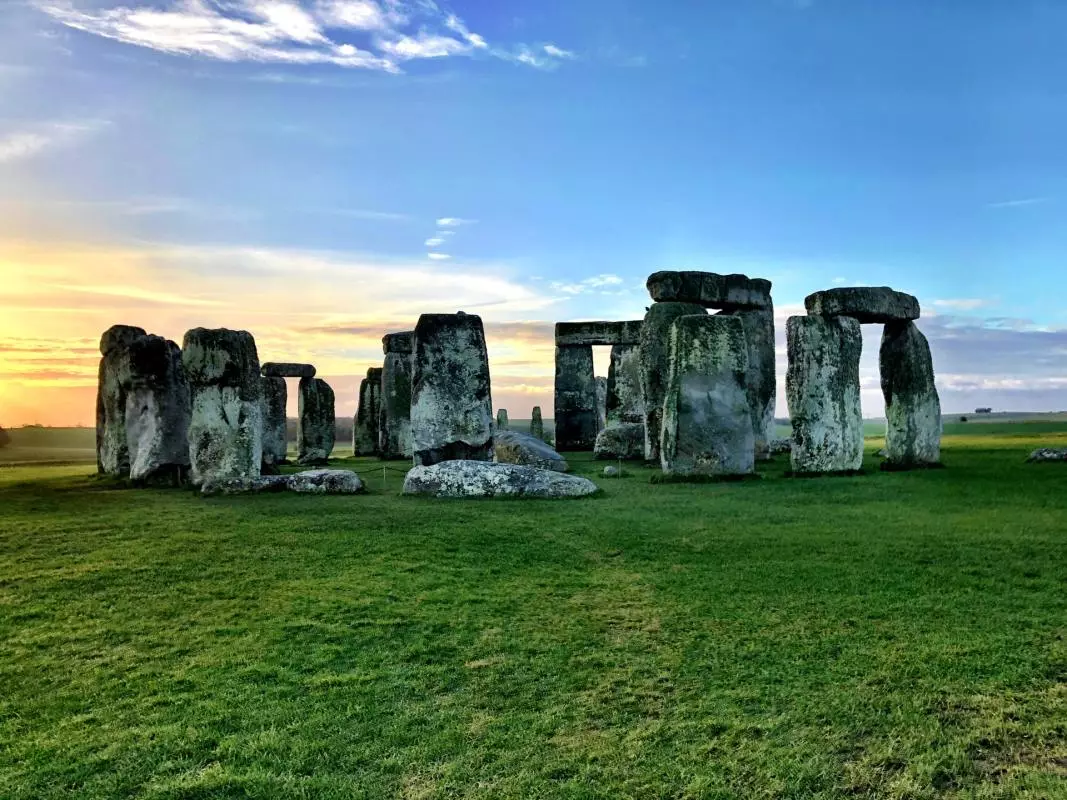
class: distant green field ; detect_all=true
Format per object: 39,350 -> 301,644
0,427 -> 96,466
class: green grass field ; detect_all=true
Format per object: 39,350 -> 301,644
1,424 -> 1065,798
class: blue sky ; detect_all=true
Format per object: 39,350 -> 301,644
1,0 -> 1065,424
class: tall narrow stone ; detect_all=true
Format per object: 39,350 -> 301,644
261,376 -> 288,468
96,324 -> 146,476
639,302 -> 707,461
721,307 -> 776,460
660,315 -> 754,476
353,367 -> 382,456
182,328 -> 263,486
554,345 -> 597,451
496,408 -> 509,430
380,332 -> 414,459
530,406 -> 544,440
298,377 -> 335,465
595,376 -> 608,433
606,344 -> 644,425
410,312 -> 494,466
880,321 -> 942,468
125,334 -> 191,481
786,316 -> 863,474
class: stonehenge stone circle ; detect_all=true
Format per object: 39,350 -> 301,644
786,315 -> 864,474
720,307 -> 776,460
260,376 -> 288,469
880,321 -> 942,468
660,315 -> 754,477
261,362 -> 315,378
380,332 -> 414,459
496,408 -> 509,430
493,429 -> 568,472
288,468 -> 364,494
805,287 -> 920,324
554,344 -> 598,451
353,367 -> 382,456
182,328 -> 263,486
554,320 -> 643,347
410,312 -> 494,467
646,271 -> 772,311
593,421 -> 645,460
605,344 -> 644,426
530,406 -> 544,440
403,460 -> 598,499
96,324 -> 146,476
382,331 -> 414,355
297,377 -> 335,465
595,376 -> 608,433
124,334 -> 191,481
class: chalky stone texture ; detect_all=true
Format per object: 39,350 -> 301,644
805,287 -> 920,324
769,438 -> 793,455
530,406 -> 544,440
646,271 -> 772,310
353,367 -> 382,456
720,307 -> 776,460
660,315 -> 754,476
403,460 -> 598,499
382,331 -> 414,354
260,376 -> 288,468
288,469 -> 364,494
554,320 -> 643,347
410,313 -> 494,467
594,421 -> 645,460
97,324 -> 146,476
493,429 -> 568,472
182,328 -> 263,486
786,316 -> 864,474
606,344 -> 644,425
595,376 -> 608,433
554,345 -> 598,451
880,321 -> 942,468
496,408 -> 509,430
639,302 -> 707,461
1027,448 -> 1067,463
201,475 -> 289,496
124,334 -> 191,481
261,362 -> 315,378
379,351 -> 413,459
298,377 -> 335,465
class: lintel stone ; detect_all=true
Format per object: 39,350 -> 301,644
262,362 -> 316,378
805,287 -> 920,324
646,271 -> 772,310
554,320 -> 643,347
382,331 -> 414,355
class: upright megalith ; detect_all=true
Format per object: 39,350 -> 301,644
410,312 -> 494,466
496,408 -> 509,430
182,328 -> 263,486
554,345 -> 597,451
786,316 -> 864,474
606,344 -> 644,425
530,406 -> 544,440
298,377 -> 335,465
379,331 -> 414,459
805,287 -> 919,324
260,376 -> 288,469
595,376 -> 608,433
660,315 -> 754,476
353,367 -> 382,456
124,334 -> 191,481
639,302 -> 706,461
96,324 -> 146,476
880,321 -> 942,468
720,307 -> 776,460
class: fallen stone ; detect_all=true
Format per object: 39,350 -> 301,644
261,376 -> 288,468
530,406 -> 544,440
261,362 -> 315,378
595,376 -> 608,433
554,345 -> 598,451
646,271 -> 772,310
298,377 -> 335,465
594,422 -> 645,460
379,350 -> 413,459
1027,448 -> 1067,463
96,324 -> 146,476
124,334 -> 191,481
382,331 -> 415,354
493,429 -> 568,472
720,307 -> 776,460
805,287 -> 920,324
554,320 -> 643,347
496,408 -> 509,430
288,469 -> 365,494
353,367 -> 382,456
403,460 -> 598,498
769,438 -> 793,455
880,321 -> 942,468
602,465 -> 623,478
201,475 -> 289,496
606,344 -> 644,425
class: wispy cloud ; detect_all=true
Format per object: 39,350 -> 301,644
321,207 -> 410,221
0,120 -> 109,164
931,298 -> 994,312
549,273 -> 626,295
986,197 -> 1052,209
427,252 -> 450,260
436,216 -> 476,227
424,236 -> 444,247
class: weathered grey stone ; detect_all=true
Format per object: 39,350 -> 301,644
639,302 -> 707,461
288,469 -> 365,494
182,328 -> 263,486
96,324 -> 146,476
660,315 -> 754,476
646,271 -> 772,310
595,376 -> 608,433
403,460 -> 598,499
382,331 -> 414,354
786,316 -> 864,474
530,406 -> 544,440
261,362 -> 315,378
602,465 -> 622,477
554,345 -> 598,451
124,334 -> 191,481
298,377 -> 335,465
880,321 -> 941,468
554,320 -> 643,347
493,429 -> 568,472
606,344 -> 644,425
1027,448 -> 1067,463
260,376 -> 288,468
496,408 -> 509,430
805,287 -> 920,324
201,474 -> 289,496
410,312 -> 494,467
593,421 -> 645,460
379,351 -> 413,459
769,438 -> 792,455
353,367 -> 382,456
720,307 -> 776,460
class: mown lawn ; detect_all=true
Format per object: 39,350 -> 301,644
1,426 -> 1065,799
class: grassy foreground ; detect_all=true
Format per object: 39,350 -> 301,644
1,426 -> 1065,799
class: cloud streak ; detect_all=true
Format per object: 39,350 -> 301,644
0,120 -> 109,164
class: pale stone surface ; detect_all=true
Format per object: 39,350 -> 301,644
261,376 -> 288,468
403,460 -> 598,498
298,377 -> 335,465
96,324 -> 146,476
595,376 -> 608,433
786,316 -> 864,474
201,475 -> 289,496
125,334 -> 191,481
493,429 -> 568,472
261,362 -> 315,378
554,320 -> 643,347
594,421 -> 645,460
382,331 -> 414,354
288,469 -> 364,494
646,271 -> 772,310
410,312 -> 494,466
805,287 -> 920,324
606,344 -> 644,425
769,438 -> 793,455
880,321 -> 941,467
496,408 -> 509,430
379,350 -> 413,459
639,302 -> 707,461
660,315 -> 754,476
720,307 -> 776,460
1027,448 -> 1067,463
182,328 -> 263,486
353,367 -> 382,456
530,406 -> 544,440
554,345 -> 598,451
602,465 -> 621,477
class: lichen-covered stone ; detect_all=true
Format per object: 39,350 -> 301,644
288,469 -> 364,494
554,345 -> 598,451
261,362 -> 315,378
496,408 -> 509,430
200,475 -> 289,496
182,328 -> 263,486
298,377 -> 335,465
493,429 -> 568,472
96,324 -> 146,476
880,321 -> 941,468
530,406 -> 544,440
554,320 -> 643,347
646,271 -> 772,310
593,421 -> 645,460
720,307 -> 776,460
403,460 -> 598,498
660,315 -> 754,476
606,344 -> 644,425
410,312 -> 494,466
769,438 -> 792,455
1027,448 -> 1067,463
261,376 -> 288,468
595,376 -> 608,433
353,367 -> 382,456
805,287 -> 920,324
382,331 -> 414,354
786,316 -> 864,474
379,351 -> 413,459
124,334 -> 191,481
639,302 -> 707,461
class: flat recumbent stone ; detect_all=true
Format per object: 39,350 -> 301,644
804,287 -> 920,324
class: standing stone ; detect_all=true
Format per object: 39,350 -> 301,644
786,316 -> 864,474
639,302 -> 707,461
182,328 -> 263,486
380,332 -> 414,459
410,312 -> 494,466
530,406 -> 544,440
124,334 -> 191,481
554,345 -> 598,451
660,315 -> 754,476
261,376 -> 288,469
353,367 -> 382,456
880,321 -> 942,468
496,408 -> 509,430
96,325 -> 146,476
298,377 -> 335,465
595,376 -> 608,433
720,307 -> 776,460
606,344 -> 644,425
